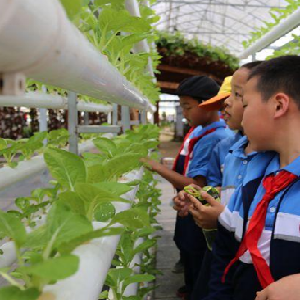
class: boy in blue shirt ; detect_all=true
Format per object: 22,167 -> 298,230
144,76 -> 230,299
204,55 -> 300,300
175,62 -> 264,300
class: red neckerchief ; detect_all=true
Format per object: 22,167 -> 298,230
172,127 -> 195,171
222,170 -> 298,288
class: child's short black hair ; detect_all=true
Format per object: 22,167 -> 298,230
248,55 -> 300,109
177,76 -> 220,103
241,61 -> 263,70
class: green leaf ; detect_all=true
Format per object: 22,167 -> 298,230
75,183 -> 126,220
60,0 -> 88,19
110,208 -> 150,229
0,211 -> 26,247
25,203 -> 92,253
93,138 -> 117,158
99,8 -> 151,33
0,138 -> 7,151
98,290 -> 109,299
132,239 -> 156,256
94,0 -> 125,7
58,227 -> 124,254
58,191 -> 86,215
123,274 -> 155,291
82,152 -> 105,167
88,153 -> 142,182
94,202 -> 116,222
44,148 -> 86,191
45,203 -> 92,250
18,255 -> 79,280
118,233 -> 134,266
106,267 -> 132,288
0,286 -> 40,300
93,182 -> 132,196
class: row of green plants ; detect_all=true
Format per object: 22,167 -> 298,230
0,125 -> 162,300
0,128 -> 69,168
27,0 -> 161,105
156,30 -> 239,70
242,0 -> 300,49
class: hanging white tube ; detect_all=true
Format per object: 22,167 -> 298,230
125,0 -> 156,78
0,0 -> 151,110
0,93 -> 113,112
239,8 -> 300,59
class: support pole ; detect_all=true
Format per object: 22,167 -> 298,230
112,104 -> 118,125
68,92 -> 78,155
38,109 -> 48,132
141,111 -> 147,124
121,106 -> 130,132
107,111 -> 112,125
84,111 -> 89,125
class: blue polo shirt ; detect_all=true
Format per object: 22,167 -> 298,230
207,132 -> 242,187
210,153 -> 300,300
187,121 -> 230,179
220,149 -> 276,236
205,151 -> 276,300
241,154 -> 300,264
175,121 -> 229,254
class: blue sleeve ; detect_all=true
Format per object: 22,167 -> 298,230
207,143 -> 222,187
187,138 -> 222,179
202,222 -> 238,300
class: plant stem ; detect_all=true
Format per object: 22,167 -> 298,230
0,273 -> 25,290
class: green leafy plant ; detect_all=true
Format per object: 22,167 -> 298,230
243,1 -> 300,49
156,30 -> 239,71
0,125 -> 161,299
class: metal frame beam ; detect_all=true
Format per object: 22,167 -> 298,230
77,125 -> 121,134
157,8 -> 256,30
155,1 -> 281,8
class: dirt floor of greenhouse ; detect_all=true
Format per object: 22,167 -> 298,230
0,129 -> 183,297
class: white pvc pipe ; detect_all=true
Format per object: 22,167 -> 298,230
125,0 -> 156,82
0,0 -> 151,111
0,93 -> 113,112
239,8 -> 300,59
41,168 -> 144,300
0,140 -> 96,192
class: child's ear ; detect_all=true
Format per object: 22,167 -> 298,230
274,93 -> 289,118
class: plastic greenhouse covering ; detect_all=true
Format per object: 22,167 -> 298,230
152,0 -> 290,55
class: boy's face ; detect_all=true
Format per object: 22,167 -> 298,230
224,68 -> 249,131
242,77 -> 274,151
180,96 -> 212,127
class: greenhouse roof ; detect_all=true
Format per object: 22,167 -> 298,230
152,0 -> 288,56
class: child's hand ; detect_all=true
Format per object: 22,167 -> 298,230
173,190 -> 191,216
255,274 -> 300,300
187,192 -> 225,229
140,157 -> 159,172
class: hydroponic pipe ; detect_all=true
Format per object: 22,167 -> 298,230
239,8 -> 300,59
41,168 -> 144,300
0,140 -> 95,192
125,0 -> 155,78
0,93 -> 113,112
0,0 -> 151,111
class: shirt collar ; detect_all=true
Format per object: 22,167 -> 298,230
229,136 -> 257,159
265,154 -> 300,177
202,121 -> 226,132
